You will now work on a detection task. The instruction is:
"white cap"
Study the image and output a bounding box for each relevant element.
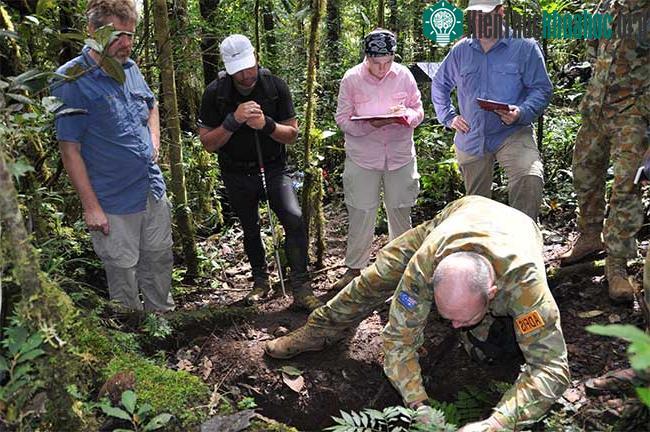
[220,34,256,75]
[466,0,503,13]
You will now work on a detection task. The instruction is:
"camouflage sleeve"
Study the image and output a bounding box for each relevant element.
[381,249,435,405]
[492,274,570,427]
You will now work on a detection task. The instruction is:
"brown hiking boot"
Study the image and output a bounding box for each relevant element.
[291,280,323,312]
[331,267,361,291]
[559,231,604,266]
[244,279,271,304]
[264,325,344,359]
[606,257,636,303]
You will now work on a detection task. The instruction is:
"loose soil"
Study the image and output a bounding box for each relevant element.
[173,203,648,431]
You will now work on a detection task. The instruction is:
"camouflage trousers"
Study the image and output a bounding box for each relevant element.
[307,221,431,331]
[572,110,647,258]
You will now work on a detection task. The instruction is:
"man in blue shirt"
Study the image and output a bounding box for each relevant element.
[52,0,174,312]
[431,0,552,221]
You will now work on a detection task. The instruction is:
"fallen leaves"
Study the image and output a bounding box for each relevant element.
[279,366,305,393]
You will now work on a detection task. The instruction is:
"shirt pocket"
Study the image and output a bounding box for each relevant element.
[459,64,480,93]
[352,92,373,115]
[391,91,408,105]
[130,90,151,126]
[88,94,121,130]
[489,63,522,103]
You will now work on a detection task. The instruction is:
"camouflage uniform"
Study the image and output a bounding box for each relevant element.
[572,0,649,259]
[306,196,569,427]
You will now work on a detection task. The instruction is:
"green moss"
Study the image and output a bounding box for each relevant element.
[248,420,300,432]
[105,353,210,427]
[167,305,257,334]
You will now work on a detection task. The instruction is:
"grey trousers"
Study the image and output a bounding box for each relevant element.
[91,193,175,312]
[455,126,544,221]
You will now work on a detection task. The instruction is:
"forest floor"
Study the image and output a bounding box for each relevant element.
[171,202,648,431]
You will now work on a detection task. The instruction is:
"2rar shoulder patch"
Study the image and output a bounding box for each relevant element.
[397,291,418,310]
[515,310,545,335]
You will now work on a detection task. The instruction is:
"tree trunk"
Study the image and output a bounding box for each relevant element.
[153,0,199,277]
[57,0,78,64]
[254,0,261,60]
[388,0,397,34]
[199,0,221,85]
[0,4,24,77]
[0,149,42,325]
[326,0,340,65]
[174,0,202,132]
[300,0,326,266]
[142,0,153,84]
[262,0,277,71]
[377,0,384,28]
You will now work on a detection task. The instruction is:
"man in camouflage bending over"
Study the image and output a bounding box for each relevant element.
[265,196,570,430]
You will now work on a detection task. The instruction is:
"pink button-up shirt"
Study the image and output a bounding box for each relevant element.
[335,59,424,171]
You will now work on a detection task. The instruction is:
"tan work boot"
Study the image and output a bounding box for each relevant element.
[291,280,323,312]
[264,325,344,359]
[331,267,361,291]
[559,231,604,266]
[244,279,270,304]
[606,257,636,303]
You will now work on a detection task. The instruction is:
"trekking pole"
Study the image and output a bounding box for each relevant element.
[254,131,287,297]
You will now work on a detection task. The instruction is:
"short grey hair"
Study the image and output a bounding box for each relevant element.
[86,0,138,29]
[432,252,492,302]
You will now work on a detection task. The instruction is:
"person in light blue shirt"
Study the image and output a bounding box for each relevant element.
[52,0,174,313]
[431,0,552,221]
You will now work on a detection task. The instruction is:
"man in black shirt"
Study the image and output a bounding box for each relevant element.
[198,34,321,311]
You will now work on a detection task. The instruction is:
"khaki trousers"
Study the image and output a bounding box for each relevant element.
[455,126,544,221]
[342,158,420,269]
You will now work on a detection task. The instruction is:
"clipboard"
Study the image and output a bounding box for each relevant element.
[350,113,410,127]
[476,98,510,112]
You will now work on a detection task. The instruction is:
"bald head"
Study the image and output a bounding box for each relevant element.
[432,252,496,328]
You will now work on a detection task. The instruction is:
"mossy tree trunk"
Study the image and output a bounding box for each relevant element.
[0,149,42,325]
[0,5,23,84]
[300,0,326,267]
[153,0,199,277]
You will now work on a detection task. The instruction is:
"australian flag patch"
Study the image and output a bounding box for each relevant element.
[397,291,418,310]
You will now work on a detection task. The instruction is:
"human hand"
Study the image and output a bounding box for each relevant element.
[450,115,470,133]
[458,416,503,431]
[246,113,266,130]
[234,101,262,123]
[388,104,407,115]
[151,142,159,163]
[85,207,109,235]
[494,105,520,125]
[413,404,435,425]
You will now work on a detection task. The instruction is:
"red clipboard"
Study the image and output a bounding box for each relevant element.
[476,98,510,112]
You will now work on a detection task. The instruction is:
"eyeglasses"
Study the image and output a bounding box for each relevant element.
[113,30,135,40]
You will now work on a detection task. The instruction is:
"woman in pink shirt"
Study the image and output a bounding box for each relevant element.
[332,29,425,290]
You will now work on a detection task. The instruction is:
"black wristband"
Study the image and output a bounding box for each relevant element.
[222,113,242,132]
[261,115,277,135]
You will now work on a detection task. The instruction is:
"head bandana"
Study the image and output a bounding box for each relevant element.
[364,30,397,57]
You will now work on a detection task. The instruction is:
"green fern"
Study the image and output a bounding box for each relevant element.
[325,405,456,432]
